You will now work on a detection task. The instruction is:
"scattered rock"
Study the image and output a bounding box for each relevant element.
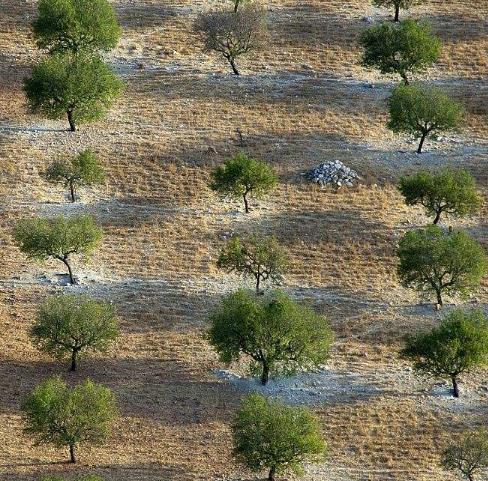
[304,160,360,189]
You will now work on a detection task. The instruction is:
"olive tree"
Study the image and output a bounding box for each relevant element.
[24,53,123,131]
[442,430,488,481]
[31,295,118,371]
[22,376,117,463]
[33,0,121,54]
[399,169,481,224]
[210,153,277,213]
[388,84,464,153]
[397,226,487,307]
[45,150,106,202]
[194,5,267,75]
[401,310,488,397]
[13,215,103,284]
[360,19,441,85]
[373,0,421,22]
[233,393,326,481]
[208,290,333,385]
[217,235,288,293]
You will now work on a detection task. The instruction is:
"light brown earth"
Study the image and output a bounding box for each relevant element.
[0,0,487,480]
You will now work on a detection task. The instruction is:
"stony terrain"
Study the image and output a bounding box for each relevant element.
[0,0,487,481]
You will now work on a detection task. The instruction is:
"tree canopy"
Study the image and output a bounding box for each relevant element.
[372,0,421,22]
[397,226,487,307]
[399,169,480,224]
[194,5,267,75]
[33,0,121,53]
[388,84,464,153]
[208,290,333,384]
[22,376,117,462]
[232,393,326,481]
[24,53,123,131]
[360,19,441,85]
[31,295,118,371]
[13,215,103,284]
[401,309,488,397]
[210,152,277,212]
[217,235,288,292]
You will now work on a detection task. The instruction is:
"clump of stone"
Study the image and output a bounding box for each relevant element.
[304,160,360,189]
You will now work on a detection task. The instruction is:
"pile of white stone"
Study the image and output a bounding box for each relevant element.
[304,160,360,189]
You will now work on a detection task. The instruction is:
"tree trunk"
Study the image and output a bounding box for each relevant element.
[61,256,75,284]
[394,4,400,21]
[243,193,249,213]
[234,0,238,12]
[417,132,427,154]
[268,466,276,481]
[70,349,78,371]
[256,274,261,293]
[67,110,76,132]
[229,58,240,76]
[433,210,442,224]
[400,72,409,85]
[436,289,443,308]
[451,375,460,398]
[261,363,269,385]
[69,180,76,203]
[69,444,76,463]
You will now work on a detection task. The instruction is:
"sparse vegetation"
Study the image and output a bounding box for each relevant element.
[388,84,464,153]
[22,376,117,463]
[45,149,106,202]
[33,0,121,54]
[372,0,421,22]
[360,19,441,85]
[208,289,333,384]
[232,393,326,481]
[399,169,481,224]
[194,5,267,75]
[210,152,277,212]
[24,53,123,131]
[30,295,118,371]
[397,226,487,307]
[441,430,488,481]
[13,215,103,284]
[217,235,288,292]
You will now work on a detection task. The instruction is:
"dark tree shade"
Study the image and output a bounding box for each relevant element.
[217,235,288,293]
[33,0,121,53]
[22,376,117,463]
[388,84,464,153]
[194,5,267,75]
[232,393,326,481]
[208,290,333,384]
[31,295,118,371]
[210,152,277,213]
[24,53,123,131]
[397,226,487,307]
[399,169,480,224]
[360,19,441,85]
[401,309,488,397]
[13,215,103,284]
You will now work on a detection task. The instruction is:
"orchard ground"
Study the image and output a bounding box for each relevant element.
[0,0,487,480]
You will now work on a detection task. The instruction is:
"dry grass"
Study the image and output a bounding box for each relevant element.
[1,0,488,480]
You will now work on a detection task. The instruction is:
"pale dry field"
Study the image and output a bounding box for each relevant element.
[0,0,487,480]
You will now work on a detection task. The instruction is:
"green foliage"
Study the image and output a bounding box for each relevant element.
[402,310,488,398]
[208,290,333,384]
[45,150,106,202]
[397,226,487,306]
[372,0,421,21]
[22,376,117,462]
[217,235,288,292]
[388,84,464,152]
[24,53,123,131]
[360,19,441,84]
[194,6,267,75]
[31,295,118,371]
[33,0,121,53]
[13,215,103,283]
[442,429,488,480]
[232,393,326,480]
[399,169,480,224]
[210,153,277,212]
